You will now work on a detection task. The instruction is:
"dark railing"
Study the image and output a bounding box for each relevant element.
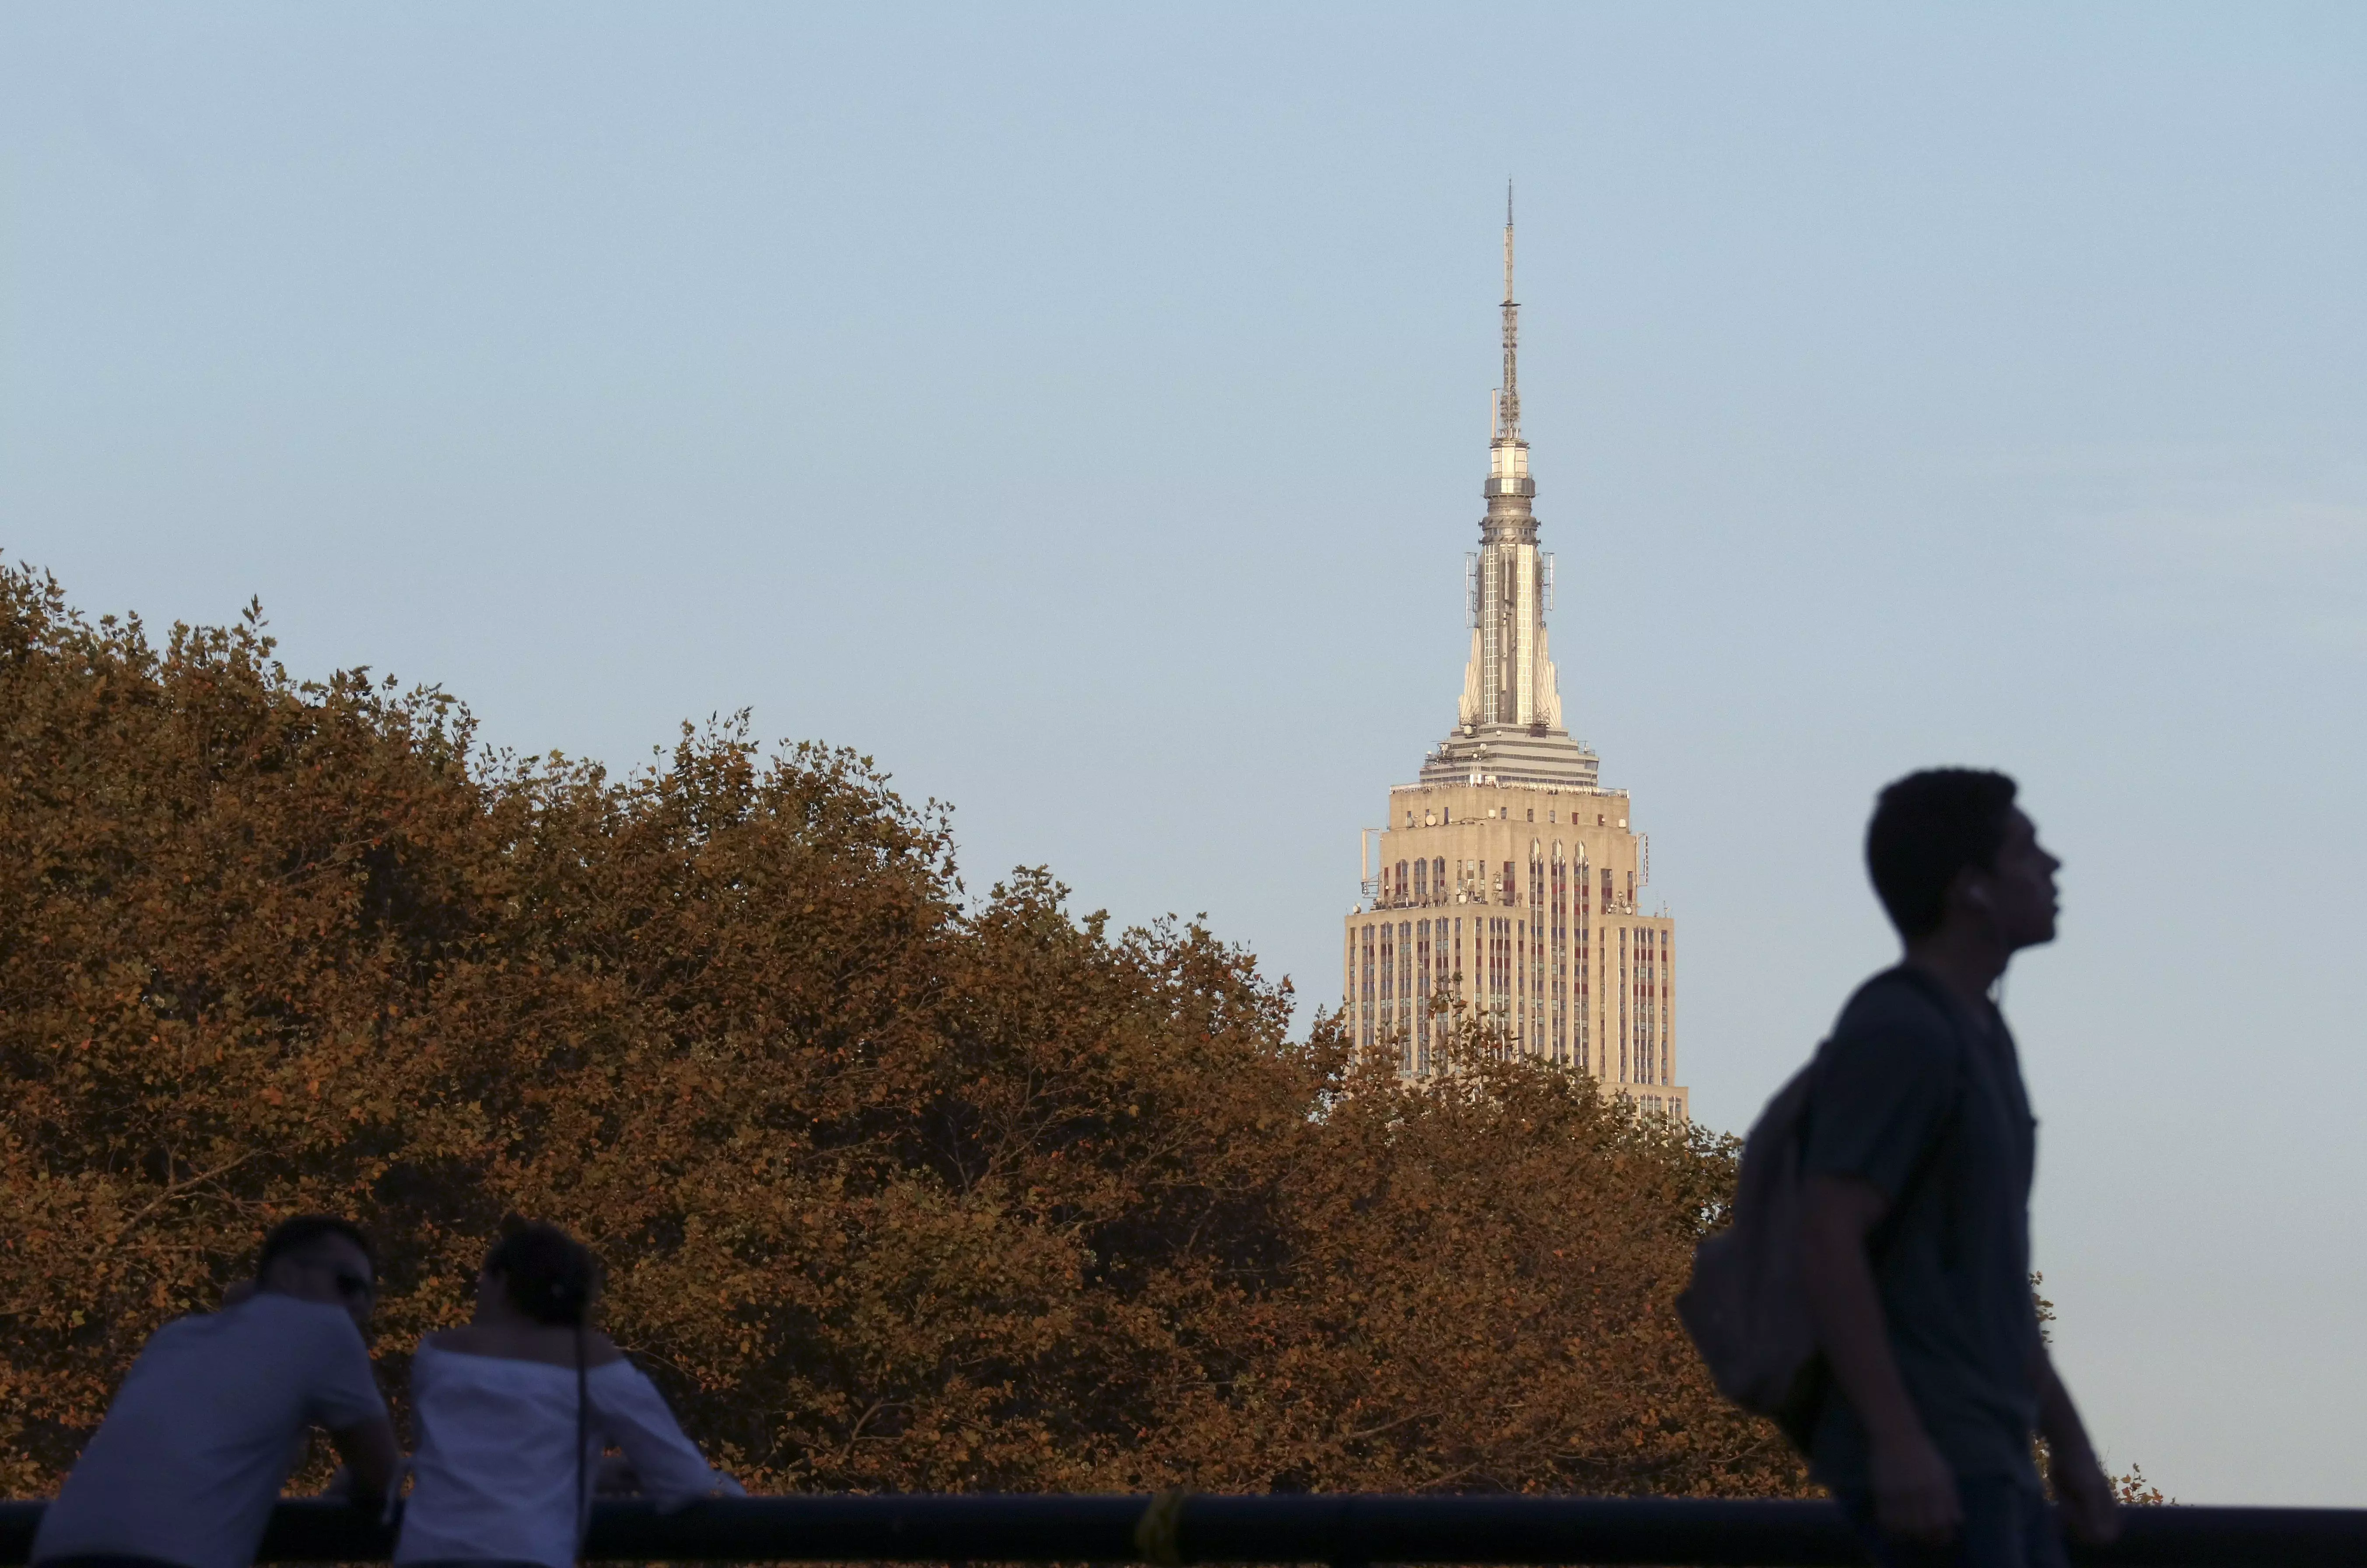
[4,1494,2365,1566]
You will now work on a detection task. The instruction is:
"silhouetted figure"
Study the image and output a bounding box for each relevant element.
[1799,770,2117,1566]
[393,1221,739,1568]
[32,1215,399,1568]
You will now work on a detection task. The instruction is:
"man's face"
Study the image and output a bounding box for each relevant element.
[1975,808,2061,952]
[263,1237,378,1331]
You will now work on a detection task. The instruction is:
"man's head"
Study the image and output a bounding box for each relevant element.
[1867,768,2060,952]
[255,1215,378,1330]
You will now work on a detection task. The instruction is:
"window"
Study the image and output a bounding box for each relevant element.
[1359,924,1376,1053]
[1437,922,1454,1023]
[1618,927,1629,1081]
[1413,858,1428,900]
[1415,920,1432,1069]
[1526,808,1534,822]
[1399,921,1414,1065]
[1549,844,1568,1062]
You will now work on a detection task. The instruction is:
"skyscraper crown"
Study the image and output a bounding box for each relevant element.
[1420,189,1597,791]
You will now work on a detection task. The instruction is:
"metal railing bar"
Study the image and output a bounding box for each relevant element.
[3,1494,2364,1567]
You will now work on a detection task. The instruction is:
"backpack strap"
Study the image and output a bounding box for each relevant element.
[1863,965,1976,1260]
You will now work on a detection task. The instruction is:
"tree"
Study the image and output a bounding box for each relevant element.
[0,559,1802,1498]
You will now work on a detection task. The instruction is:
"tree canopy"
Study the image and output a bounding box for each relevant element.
[0,559,1802,1498]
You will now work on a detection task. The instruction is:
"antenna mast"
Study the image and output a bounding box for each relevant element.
[1497,180,1520,443]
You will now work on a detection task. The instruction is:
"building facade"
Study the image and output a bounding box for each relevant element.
[1341,199,1687,1124]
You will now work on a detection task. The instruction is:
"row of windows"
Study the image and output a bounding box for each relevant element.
[1379,853,1637,914]
[1356,916,1479,1074]
[1404,804,1627,829]
[1616,926,1672,1088]
[1351,914,1668,1084]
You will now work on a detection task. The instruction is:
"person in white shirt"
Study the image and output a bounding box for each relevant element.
[32,1215,401,1568]
[393,1221,741,1568]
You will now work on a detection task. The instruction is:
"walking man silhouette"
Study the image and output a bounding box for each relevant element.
[1799,770,2118,1567]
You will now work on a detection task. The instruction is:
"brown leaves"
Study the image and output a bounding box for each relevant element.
[0,559,1803,1501]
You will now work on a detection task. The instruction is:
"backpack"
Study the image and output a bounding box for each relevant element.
[1674,967,1968,1453]
[1673,1057,1828,1450]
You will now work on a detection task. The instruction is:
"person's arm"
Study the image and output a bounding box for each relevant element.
[326,1415,400,1502]
[597,1367,743,1508]
[1800,1172,1960,1544]
[301,1311,400,1504]
[2033,1346,2119,1543]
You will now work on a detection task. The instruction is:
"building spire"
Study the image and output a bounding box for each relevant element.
[1496,179,1520,444]
[1484,182,1532,499]
[1435,187,1590,787]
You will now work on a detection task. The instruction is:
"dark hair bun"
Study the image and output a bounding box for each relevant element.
[484,1220,603,1326]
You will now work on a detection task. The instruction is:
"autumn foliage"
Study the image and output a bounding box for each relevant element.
[0,560,1804,1498]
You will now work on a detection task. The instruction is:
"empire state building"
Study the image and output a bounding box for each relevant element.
[1342,195,1686,1123]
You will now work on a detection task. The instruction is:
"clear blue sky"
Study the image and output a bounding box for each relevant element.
[6,2,2364,1504]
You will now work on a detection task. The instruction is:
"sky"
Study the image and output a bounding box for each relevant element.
[6,1,2366,1505]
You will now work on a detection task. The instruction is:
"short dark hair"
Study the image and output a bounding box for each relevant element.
[1866,769,2020,938]
[257,1214,377,1280]
[484,1220,603,1327]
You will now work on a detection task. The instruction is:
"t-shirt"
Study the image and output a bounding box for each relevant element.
[394,1342,742,1568]
[33,1292,388,1568]
[1801,965,2044,1490]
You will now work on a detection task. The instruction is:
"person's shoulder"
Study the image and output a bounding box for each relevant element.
[136,1308,219,1353]
[425,1324,627,1368]
[1835,965,1959,1043]
[137,1297,361,1381]
[585,1344,664,1397]
[1820,967,1962,1078]
[251,1289,358,1323]
[242,1292,368,1350]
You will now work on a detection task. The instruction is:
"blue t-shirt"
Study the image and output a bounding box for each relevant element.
[1802,966,2044,1490]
